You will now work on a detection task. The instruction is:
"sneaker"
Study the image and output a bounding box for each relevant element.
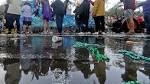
[47,31,53,35]
[127,31,135,35]
[102,32,106,35]
[7,32,11,34]
[127,29,135,35]
[78,32,84,35]
[86,32,91,35]
[92,32,99,35]
[41,31,47,35]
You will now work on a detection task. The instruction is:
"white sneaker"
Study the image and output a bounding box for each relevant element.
[78,32,84,35]
[93,32,99,35]
[86,32,91,34]
[48,31,53,35]
[41,31,47,34]
[102,32,106,35]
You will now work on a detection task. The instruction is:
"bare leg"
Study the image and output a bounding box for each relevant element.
[28,25,32,34]
[23,25,27,34]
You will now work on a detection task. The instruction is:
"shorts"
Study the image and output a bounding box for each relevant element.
[23,17,32,26]
[124,9,134,18]
[23,21,32,26]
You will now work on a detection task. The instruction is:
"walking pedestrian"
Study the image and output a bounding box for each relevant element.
[21,1,32,34]
[5,0,21,34]
[77,0,90,33]
[41,0,53,34]
[51,0,66,34]
[91,0,105,34]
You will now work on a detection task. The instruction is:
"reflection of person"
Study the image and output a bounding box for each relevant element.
[21,59,31,75]
[51,0,65,34]
[74,48,91,79]
[141,37,150,79]
[93,37,106,84]
[40,59,51,75]
[74,36,91,78]
[122,39,138,82]
[93,62,106,84]
[3,59,21,84]
[5,0,21,34]
[30,59,40,80]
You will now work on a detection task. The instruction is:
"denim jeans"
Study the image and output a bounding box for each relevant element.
[56,15,64,33]
[6,13,20,33]
[144,14,150,34]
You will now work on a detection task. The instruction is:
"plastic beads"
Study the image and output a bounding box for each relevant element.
[123,81,141,84]
[73,42,109,62]
[119,50,150,62]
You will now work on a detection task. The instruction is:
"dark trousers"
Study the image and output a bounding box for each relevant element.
[6,13,20,33]
[56,15,64,33]
[80,18,89,32]
[93,16,105,32]
[144,14,150,34]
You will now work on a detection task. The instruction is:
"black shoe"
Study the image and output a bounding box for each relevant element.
[17,32,20,34]
[7,32,11,34]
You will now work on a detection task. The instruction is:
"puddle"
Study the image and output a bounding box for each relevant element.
[0,36,150,84]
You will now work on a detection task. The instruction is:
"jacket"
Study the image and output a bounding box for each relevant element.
[92,0,105,17]
[7,0,21,15]
[78,0,90,20]
[51,0,65,15]
[143,0,150,16]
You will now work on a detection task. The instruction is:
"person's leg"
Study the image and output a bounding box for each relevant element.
[144,15,150,34]
[93,16,100,32]
[23,24,27,34]
[124,9,135,34]
[99,16,105,32]
[60,15,64,33]
[15,15,20,34]
[75,19,81,32]
[6,14,15,34]
[82,17,89,32]
[27,21,32,33]
[56,15,61,34]
[56,15,64,34]
[43,19,48,32]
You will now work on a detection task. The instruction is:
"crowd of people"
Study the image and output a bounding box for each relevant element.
[0,0,150,35]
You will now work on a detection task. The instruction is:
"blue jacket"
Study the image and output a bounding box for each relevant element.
[143,0,150,16]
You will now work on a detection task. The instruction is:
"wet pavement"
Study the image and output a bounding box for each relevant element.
[0,35,150,84]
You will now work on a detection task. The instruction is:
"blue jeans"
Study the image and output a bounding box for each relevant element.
[56,15,64,33]
[144,14,150,34]
[6,13,20,33]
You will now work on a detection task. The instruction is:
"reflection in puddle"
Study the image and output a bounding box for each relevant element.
[0,36,150,84]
